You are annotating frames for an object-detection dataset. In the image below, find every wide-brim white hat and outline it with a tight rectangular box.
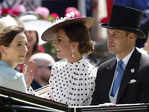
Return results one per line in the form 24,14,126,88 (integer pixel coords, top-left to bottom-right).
22,20,52,45
19,12,52,45
41,17,96,41
0,15,22,33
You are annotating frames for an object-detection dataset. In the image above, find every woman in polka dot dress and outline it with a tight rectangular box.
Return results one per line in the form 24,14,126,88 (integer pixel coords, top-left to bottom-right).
41,17,98,106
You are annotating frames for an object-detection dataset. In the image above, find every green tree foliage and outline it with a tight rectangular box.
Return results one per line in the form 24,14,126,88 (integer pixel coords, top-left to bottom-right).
42,41,58,60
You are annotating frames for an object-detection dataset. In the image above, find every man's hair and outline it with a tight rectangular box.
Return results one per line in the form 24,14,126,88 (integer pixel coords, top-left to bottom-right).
29,53,55,65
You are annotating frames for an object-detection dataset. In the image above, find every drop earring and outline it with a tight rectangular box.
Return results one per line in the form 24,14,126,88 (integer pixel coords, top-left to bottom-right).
72,48,75,58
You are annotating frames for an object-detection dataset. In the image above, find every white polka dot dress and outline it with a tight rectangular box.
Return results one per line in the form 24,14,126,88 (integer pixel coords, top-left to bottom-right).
44,57,97,106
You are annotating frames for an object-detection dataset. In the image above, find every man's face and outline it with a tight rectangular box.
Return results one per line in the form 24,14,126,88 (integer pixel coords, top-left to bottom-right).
107,29,133,56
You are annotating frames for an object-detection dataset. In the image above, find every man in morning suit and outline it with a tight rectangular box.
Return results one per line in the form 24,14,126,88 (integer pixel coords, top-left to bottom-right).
92,5,149,105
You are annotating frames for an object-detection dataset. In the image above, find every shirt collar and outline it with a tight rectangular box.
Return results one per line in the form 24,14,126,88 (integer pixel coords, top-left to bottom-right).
0,61,10,67
116,48,135,67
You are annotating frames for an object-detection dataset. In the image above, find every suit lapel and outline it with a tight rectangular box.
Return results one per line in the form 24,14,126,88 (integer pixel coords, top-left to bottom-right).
105,58,117,101
116,49,141,103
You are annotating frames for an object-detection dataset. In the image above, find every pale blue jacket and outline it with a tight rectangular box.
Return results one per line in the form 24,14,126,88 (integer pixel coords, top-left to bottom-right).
0,61,27,93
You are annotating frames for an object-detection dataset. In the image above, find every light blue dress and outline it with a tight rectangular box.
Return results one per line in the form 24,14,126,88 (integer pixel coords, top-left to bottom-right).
0,61,27,93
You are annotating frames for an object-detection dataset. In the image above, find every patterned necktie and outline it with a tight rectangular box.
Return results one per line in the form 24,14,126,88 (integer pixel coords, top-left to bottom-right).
111,60,125,97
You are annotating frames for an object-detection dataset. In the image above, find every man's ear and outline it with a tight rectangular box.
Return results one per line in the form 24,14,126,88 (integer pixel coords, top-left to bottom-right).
128,33,137,40
128,33,137,43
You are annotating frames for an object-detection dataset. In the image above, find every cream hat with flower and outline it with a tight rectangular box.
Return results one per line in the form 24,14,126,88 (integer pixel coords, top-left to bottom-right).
41,17,96,41
19,12,52,45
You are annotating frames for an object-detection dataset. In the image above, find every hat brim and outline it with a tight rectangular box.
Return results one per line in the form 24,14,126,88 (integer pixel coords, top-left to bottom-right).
102,23,145,39
23,20,52,45
41,17,96,41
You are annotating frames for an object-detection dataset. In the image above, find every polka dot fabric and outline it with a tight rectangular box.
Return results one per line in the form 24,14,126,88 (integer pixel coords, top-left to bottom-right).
44,58,97,106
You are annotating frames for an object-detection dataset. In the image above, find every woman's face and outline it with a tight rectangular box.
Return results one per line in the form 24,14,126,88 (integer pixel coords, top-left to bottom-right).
53,29,73,59
25,31,37,59
2,32,28,66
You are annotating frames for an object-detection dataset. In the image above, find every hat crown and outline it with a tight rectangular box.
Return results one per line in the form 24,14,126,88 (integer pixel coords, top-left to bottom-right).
101,5,145,38
109,5,143,29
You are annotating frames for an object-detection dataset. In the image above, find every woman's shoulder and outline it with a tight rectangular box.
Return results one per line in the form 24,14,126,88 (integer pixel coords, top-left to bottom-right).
73,58,98,74
54,59,67,67
0,61,24,80
79,58,97,68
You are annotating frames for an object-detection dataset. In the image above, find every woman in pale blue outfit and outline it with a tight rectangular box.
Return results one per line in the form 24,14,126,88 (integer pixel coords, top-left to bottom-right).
0,26,28,93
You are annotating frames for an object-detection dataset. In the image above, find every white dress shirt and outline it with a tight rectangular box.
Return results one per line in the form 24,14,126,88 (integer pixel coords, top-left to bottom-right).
109,48,135,104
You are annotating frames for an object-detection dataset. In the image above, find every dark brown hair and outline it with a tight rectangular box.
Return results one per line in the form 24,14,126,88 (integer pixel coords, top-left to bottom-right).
33,31,39,53
62,22,93,54
25,30,39,54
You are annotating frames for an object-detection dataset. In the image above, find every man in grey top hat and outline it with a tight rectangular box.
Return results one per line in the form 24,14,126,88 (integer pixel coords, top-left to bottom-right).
92,5,149,105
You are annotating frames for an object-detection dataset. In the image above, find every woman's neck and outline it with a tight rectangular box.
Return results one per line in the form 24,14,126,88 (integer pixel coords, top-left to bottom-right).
68,53,83,63
2,59,17,68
